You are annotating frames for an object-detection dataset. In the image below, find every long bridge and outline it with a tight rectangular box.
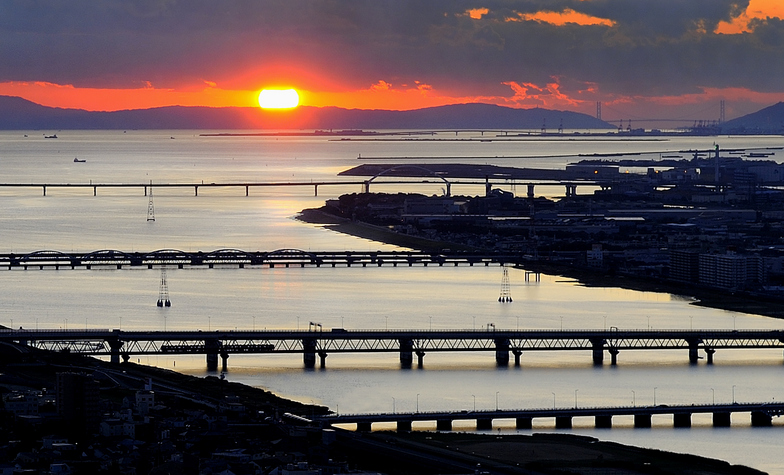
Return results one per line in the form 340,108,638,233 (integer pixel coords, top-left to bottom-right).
2,328,783,371
0,249,526,270
313,401,784,431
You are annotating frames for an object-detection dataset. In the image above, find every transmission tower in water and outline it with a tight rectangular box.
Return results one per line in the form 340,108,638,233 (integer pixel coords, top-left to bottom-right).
498,265,513,303
147,181,155,222
157,266,171,307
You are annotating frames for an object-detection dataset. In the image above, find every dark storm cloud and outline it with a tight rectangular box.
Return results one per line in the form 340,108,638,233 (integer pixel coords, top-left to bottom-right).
0,0,781,98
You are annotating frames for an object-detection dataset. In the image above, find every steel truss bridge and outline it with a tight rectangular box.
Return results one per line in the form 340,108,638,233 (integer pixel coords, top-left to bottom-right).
0,249,526,270
2,328,783,371
314,401,784,432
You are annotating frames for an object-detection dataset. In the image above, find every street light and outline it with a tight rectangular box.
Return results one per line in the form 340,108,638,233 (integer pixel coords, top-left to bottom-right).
392,397,396,414
711,388,715,405
417,393,420,413
632,390,636,407
574,389,579,408
654,387,658,406
733,385,736,403
552,392,556,409
496,391,500,411
472,395,476,411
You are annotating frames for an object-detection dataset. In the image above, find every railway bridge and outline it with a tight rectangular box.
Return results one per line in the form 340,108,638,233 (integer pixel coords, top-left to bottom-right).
2,328,783,371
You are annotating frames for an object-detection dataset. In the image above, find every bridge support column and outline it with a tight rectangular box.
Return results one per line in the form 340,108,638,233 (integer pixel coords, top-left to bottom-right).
245,185,249,196
194,185,198,196
609,348,619,366
713,412,731,427
108,339,124,365
445,182,451,197
303,339,317,369
527,183,535,198
595,415,612,429
673,413,691,428
688,339,700,365
476,418,493,430
122,353,130,363
634,414,651,428
516,417,532,429
512,350,522,367
356,422,372,432
397,420,412,432
314,184,318,196
495,338,510,367
43,185,46,196
751,411,772,427
205,338,220,372
705,348,715,364
318,351,328,369
591,339,605,365
399,339,413,369
220,351,229,372
436,419,452,431
416,350,426,369
555,416,572,429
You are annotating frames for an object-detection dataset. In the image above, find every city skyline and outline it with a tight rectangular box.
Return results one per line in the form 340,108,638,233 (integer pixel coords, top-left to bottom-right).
1,1,784,122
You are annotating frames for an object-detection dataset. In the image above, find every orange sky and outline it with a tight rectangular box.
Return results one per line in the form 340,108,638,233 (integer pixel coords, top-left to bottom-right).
1,1,782,115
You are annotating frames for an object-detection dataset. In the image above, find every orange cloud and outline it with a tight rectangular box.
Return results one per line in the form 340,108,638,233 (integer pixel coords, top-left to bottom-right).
511,8,615,27
715,0,784,34
465,8,489,20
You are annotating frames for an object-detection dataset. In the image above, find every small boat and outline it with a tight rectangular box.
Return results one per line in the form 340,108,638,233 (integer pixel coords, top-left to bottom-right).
44,134,57,139
74,158,86,163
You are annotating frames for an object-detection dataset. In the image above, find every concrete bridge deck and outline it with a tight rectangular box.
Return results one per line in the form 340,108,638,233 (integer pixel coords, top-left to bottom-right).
314,401,784,431
2,328,783,371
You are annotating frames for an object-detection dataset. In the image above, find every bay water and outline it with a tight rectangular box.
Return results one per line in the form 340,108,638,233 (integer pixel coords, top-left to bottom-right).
2,130,784,472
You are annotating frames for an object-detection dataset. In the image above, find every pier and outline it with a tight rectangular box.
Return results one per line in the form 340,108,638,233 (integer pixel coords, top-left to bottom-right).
314,401,784,431
2,328,783,371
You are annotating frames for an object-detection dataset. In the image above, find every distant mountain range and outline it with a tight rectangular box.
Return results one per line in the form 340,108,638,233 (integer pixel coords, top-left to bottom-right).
1,95,782,133
0,95,611,130
721,102,784,134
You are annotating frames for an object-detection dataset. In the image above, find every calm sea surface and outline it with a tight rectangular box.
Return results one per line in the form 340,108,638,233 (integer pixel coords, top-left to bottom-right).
2,130,784,472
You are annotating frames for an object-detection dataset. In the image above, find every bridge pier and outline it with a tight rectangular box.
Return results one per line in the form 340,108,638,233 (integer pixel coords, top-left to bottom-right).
516,417,532,429
108,339,124,365
397,420,412,432
591,339,605,365
356,422,372,432
595,415,612,428
205,338,220,372
495,338,510,367
751,411,772,427
303,339,317,369
512,350,522,367
399,339,413,369
245,185,249,196
42,185,46,196
476,418,493,430
555,416,572,429
220,351,229,372
314,184,318,196
634,414,651,428
527,183,535,198
673,413,691,428
194,185,198,196
705,348,715,364
713,412,731,427
436,419,452,431
318,351,328,369
687,339,701,365
416,350,426,369
122,353,130,363
609,348,619,366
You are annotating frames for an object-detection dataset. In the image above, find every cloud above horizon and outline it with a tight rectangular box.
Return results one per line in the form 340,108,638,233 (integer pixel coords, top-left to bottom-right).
1,0,782,118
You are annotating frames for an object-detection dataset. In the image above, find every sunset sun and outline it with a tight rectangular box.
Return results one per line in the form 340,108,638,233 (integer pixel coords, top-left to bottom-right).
258,88,299,109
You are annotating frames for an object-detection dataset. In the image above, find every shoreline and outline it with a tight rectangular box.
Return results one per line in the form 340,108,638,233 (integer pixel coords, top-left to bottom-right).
298,208,784,320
